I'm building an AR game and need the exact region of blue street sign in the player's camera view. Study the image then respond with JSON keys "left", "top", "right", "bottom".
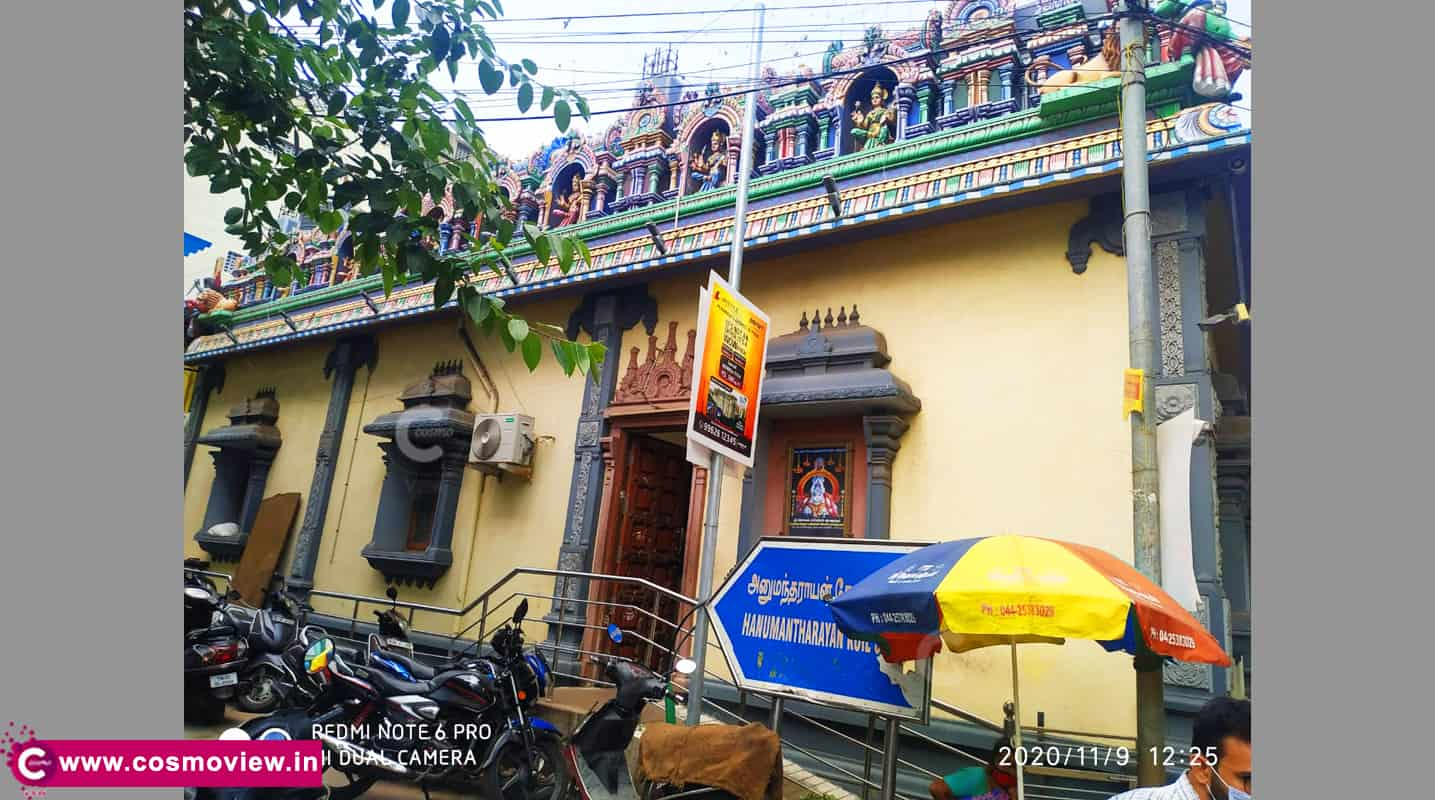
{"left": 708, "top": 537, "right": 933, "bottom": 722}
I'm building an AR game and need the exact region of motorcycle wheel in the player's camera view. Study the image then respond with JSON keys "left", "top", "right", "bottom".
{"left": 519, "top": 734, "right": 563, "bottom": 800}
{"left": 235, "top": 667, "right": 284, "bottom": 714}
{"left": 482, "top": 732, "right": 559, "bottom": 798}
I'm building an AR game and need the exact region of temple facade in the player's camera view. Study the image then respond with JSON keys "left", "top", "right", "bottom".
{"left": 183, "top": 0, "right": 1251, "bottom": 782}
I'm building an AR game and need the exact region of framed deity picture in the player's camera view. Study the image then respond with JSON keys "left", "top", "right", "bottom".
{"left": 784, "top": 444, "right": 852, "bottom": 537}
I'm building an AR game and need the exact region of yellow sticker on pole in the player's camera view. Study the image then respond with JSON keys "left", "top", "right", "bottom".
{"left": 1123, "top": 368, "right": 1144, "bottom": 419}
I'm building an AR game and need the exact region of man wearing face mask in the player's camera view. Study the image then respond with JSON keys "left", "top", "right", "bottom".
{"left": 1109, "top": 697, "right": 1251, "bottom": 800}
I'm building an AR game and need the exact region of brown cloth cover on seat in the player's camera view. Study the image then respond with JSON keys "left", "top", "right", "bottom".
{"left": 637, "top": 722, "right": 784, "bottom": 800}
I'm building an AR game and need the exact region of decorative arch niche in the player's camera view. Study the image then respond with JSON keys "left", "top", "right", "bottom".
{"left": 548, "top": 161, "right": 589, "bottom": 228}
{"left": 838, "top": 67, "right": 899, "bottom": 156}
{"left": 684, "top": 117, "right": 733, "bottom": 195}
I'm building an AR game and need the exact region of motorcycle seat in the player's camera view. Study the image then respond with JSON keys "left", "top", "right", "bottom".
{"left": 365, "top": 666, "right": 435, "bottom": 697}
{"left": 375, "top": 649, "right": 437, "bottom": 680}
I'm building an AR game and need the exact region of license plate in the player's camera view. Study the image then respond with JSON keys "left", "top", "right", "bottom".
{"left": 210, "top": 672, "right": 239, "bottom": 688}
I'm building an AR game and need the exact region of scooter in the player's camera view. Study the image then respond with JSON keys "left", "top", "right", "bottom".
{"left": 560, "top": 627, "right": 728, "bottom": 800}
{"left": 183, "top": 568, "right": 248, "bottom": 726}
{"left": 235, "top": 581, "right": 323, "bottom": 713}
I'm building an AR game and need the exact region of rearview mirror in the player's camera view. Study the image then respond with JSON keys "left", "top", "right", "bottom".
{"left": 513, "top": 598, "right": 529, "bottom": 624}
{"left": 386, "top": 587, "right": 398, "bottom": 602}
{"left": 675, "top": 658, "right": 697, "bottom": 675}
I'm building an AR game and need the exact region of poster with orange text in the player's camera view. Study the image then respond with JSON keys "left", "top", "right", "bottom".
{"left": 686, "top": 271, "right": 770, "bottom": 468}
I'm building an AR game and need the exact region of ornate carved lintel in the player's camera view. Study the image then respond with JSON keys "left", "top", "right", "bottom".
{"left": 1164, "top": 599, "right": 1214, "bottom": 690}
{"left": 1065, "top": 195, "right": 1124, "bottom": 275}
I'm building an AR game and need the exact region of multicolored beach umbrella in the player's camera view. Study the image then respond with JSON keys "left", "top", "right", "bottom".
{"left": 827, "top": 535, "right": 1229, "bottom": 800}
{"left": 827, "top": 535, "right": 1231, "bottom": 666}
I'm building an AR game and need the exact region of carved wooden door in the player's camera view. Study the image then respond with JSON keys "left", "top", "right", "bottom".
{"left": 604, "top": 435, "right": 690, "bottom": 670}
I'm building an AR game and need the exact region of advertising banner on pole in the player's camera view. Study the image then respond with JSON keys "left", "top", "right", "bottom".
{"left": 686, "top": 271, "right": 770, "bottom": 468}
{"left": 709, "top": 537, "right": 934, "bottom": 722}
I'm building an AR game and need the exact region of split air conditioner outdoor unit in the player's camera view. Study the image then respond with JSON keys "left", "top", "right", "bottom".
{"left": 469, "top": 413, "right": 535, "bottom": 471}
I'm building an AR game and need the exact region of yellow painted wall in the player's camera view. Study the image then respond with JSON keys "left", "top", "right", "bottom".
{"left": 184, "top": 196, "right": 1137, "bottom": 736}
{"left": 627, "top": 198, "right": 1136, "bottom": 736}
{"left": 183, "top": 337, "right": 339, "bottom": 572}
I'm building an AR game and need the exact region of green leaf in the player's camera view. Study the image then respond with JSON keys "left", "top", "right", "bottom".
{"left": 556, "top": 235, "right": 574, "bottom": 273}
{"left": 478, "top": 59, "right": 503, "bottom": 95}
{"left": 381, "top": 259, "right": 396, "bottom": 296}
{"left": 392, "top": 0, "right": 409, "bottom": 29}
{"left": 430, "top": 24, "right": 450, "bottom": 64}
{"left": 434, "top": 273, "right": 455, "bottom": 307}
{"left": 553, "top": 100, "right": 571, "bottom": 132}
{"left": 588, "top": 341, "right": 607, "bottom": 372}
{"left": 551, "top": 340, "right": 575, "bottom": 376}
{"left": 461, "top": 286, "right": 490, "bottom": 324}
{"left": 521, "top": 333, "right": 542, "bottom": 371}
{"left": 574, "top": 340, "right": 591, "bottom": 374}
{"left": 318, "top": 210, "right": 344, "bottom": 234}
{"left": 516, "top": 82, "right": 533, "bottom": 113}
{"left": 521, "top": 58, "right": 538, "bottom": 75}
{"left": 531, "top": 232, "right": 551, "bottom": 265}
{"left": 224, "top": 207, "right": 243, "bottom": 225}
{"left": 497, "top": 318, "right": 517, "bottom": 352}
{"left": 496, "top": 217, "right": 515, "bottom": 248}
{"left": 453, "top": 96, "right": 475, "bottom": 123}
{"left": 574, "top": 237, "right": 592, "bottom": 268}
{"left": 507, "top": 317, "right": 529, "bottom": 342}
{"left": 575, "top": 94, "right": 591, "bottom": 122}
{"left": 541, "top": 85, "right": 555, "bottom": 110}
{"left": 326, "top": 90, "right": 346, "bottom": 116}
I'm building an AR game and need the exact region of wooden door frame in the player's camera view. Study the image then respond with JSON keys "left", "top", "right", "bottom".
{"left": 581, "top": 401, "right": 707, "bottom": 674}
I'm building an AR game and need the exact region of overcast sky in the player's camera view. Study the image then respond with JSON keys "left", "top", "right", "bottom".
{"left": 184, "top": 0, "right": 1251, "bottom": 282}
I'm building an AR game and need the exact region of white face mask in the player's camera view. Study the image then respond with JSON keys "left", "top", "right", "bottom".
{"left": 1210, "top": 767, "right": 1251, "bottom": 800}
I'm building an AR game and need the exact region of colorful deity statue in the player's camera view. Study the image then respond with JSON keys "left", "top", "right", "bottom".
{"left": 1038, "top": 26, "right": 1121, "bottom": 94}
{"left": 850, "top": 84, "right": 896, "bottom": 152}
{"left": 690, "top": 130, "right": 729, "bottom": 192}
{"left": 548, "top": 173, "right": 587, "bottom": 228}
{"left": 1154, "top": 0, "right": 1251, "bottom": 98}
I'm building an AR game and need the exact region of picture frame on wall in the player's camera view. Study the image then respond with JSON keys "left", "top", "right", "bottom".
{"left": 784, "top": 443, "right": 853, "bottom": 537}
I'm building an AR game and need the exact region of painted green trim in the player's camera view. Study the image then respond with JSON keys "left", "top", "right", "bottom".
{"left": 1036, "top": 4, "right": 1086, "bottom": 28}
{"left": 228, "top": 59, "right": 1195, "bottom": 325}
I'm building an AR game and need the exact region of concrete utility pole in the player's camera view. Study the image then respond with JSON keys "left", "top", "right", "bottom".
{"left": 686, "top": 1, "right": 765, "bottom": 726}
{"left": 1115, "top": 0, "right": 1166, "bottom": 787}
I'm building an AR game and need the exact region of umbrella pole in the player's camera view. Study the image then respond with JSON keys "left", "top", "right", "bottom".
{"left": 1010, "top": 640, "right": 1025, "bottom": 800}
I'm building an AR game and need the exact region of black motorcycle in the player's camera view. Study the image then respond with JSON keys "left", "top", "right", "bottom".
{"left": 233, "top": 581, "right": 332, "bottom": 714}
{"left": 183, "top": 561, "right": 248, "bottom": 725}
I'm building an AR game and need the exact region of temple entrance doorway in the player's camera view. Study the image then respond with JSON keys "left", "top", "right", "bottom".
{"left": 584, "top": 321, "right": 707, "bottom": 674}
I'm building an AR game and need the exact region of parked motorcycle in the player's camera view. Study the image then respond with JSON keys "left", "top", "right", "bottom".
{"left": 235, "top": 582, "right": 324, "bottom": 714}
{"left": 183, "top": 562, "right": 248, "bottom": 725}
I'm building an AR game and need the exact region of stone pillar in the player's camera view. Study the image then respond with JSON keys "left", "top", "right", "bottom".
{"left": 895, "top": 84, "right": 915, "bottom": 141}
{"left": 545, "top": 288, "right": 657, "bottom": 678}
{"left": 942, "top": 80, "right": 957, "bottom": 116}
{"left": 184, "top": 364, "right": 225, "bottom": 487}
{"left": 1146, "top": 189, "right": 1233, "bottom": 728}
{"left": 817, "top": 113, "right": 832, "bottom": 151}
{"left": 916, "top": 84, "right": 933, "bottom": 125}
{"left": 862, "top": 415, "right": 910, "bottom": 539}
{"left": 238, "top": 452, "right": 275, "bottom": 534}
{"left": 428, "top": 451, "right": 468, "bottom": 563}
{"left": 288, "top": 334, "right": 378, "bottom": 595}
